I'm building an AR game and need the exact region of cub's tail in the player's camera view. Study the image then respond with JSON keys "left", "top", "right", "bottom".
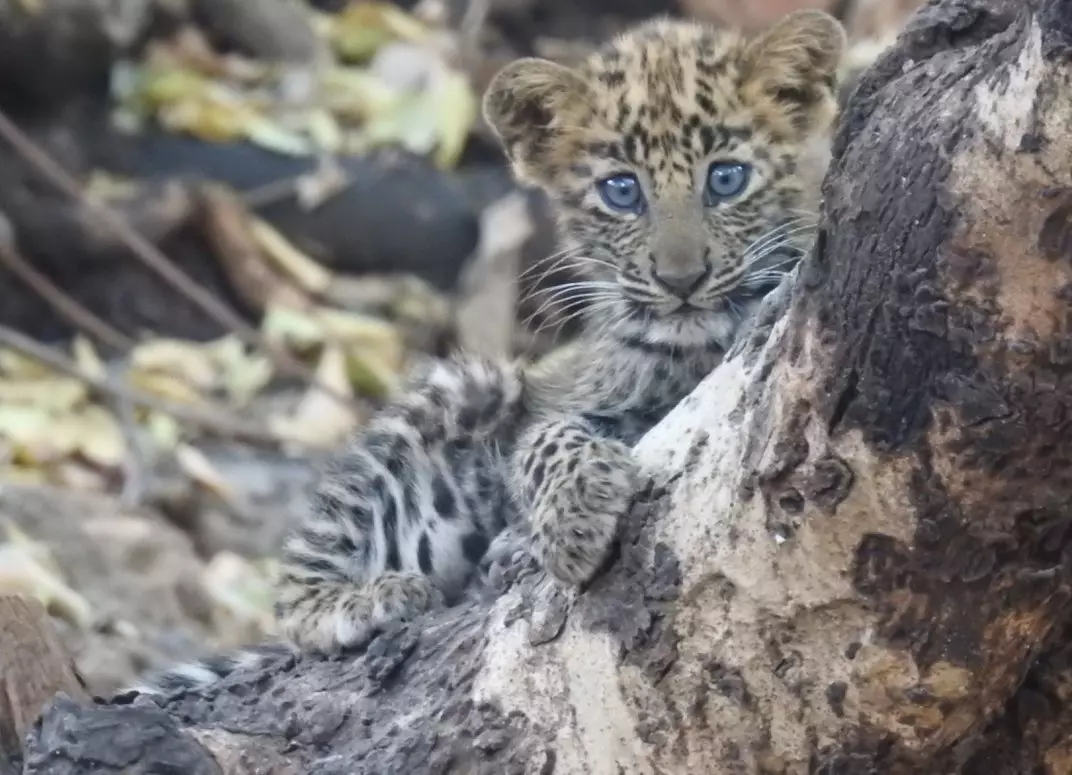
{"left": 123, "top": 642, "right": 296, "bottom": 697}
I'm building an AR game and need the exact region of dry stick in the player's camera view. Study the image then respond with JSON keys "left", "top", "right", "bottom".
{"left": 0, "top": 242, "right": 135, "bottom": 352}
{"left": 0, "top": 109, "right": 354, "bottom": 410}
{"left": 0, "top": 325, "right": 293, "bottom": 447}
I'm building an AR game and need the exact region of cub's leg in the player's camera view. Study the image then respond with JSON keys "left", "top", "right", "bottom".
{"left": 276, "top": 356, "right": 519, "bottom": 653}
{"left": 508, "top": 417, "right": 642, "bottom": 585}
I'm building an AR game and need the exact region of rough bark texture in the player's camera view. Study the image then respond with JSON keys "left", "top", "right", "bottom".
{"left": 19, "top": 0, "right": 1072, "bottom": 771}
{"left": 0, "top": 596, "right": 87, "bottom": 775}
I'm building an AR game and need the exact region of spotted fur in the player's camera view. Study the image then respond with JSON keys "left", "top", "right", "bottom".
{"left": 127, "top": 11, "right": 844, "bottom": 696}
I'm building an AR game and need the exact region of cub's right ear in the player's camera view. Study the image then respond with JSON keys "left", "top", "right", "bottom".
{"left": 482, "top": 58, "right": 592, "bottom": 184}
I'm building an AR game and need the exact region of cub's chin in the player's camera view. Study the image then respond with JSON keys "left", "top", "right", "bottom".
{"left": 614, "top": 305, "right": 740, "bottom": 350}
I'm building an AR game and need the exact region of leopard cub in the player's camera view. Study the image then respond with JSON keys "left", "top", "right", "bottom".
{"left": 128, "top": 10, "right": 844, "bottom": 696}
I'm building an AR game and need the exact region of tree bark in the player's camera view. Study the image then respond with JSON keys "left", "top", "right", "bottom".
{"left": 0, "top": 596, "right": 88, "bottom": 775}
{"left": 20, "top": 0, "right": 1072, "bottom": 772}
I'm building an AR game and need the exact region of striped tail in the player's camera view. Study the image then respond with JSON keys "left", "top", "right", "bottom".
{"left": 122, "top": 642, "right": 296, "bottom": 697}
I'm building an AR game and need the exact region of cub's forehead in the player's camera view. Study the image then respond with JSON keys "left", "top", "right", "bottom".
{"left": 575, "top": 21, "right": 756, "bottom": 179}
{"left": 588, "top": 23, "right": 748, "bottom": 123}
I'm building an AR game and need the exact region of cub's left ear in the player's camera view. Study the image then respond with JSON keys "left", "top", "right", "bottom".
{"left": 482, "top": 57, "right": 593, "bottom": 185}
{"left": 742, "top": 10, "right": 847, "bottom": 132}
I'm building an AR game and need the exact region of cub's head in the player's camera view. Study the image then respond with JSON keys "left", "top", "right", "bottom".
{"left": 484, "top": 11, "right": 845, "bottom": 348}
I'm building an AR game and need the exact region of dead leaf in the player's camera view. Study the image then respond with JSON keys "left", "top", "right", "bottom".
{"left": 72, "top": 335, "right": 108, "bottom": 381}
{"left": 176, "top": 443, "right": 238, "bottom": 502}
{"left": 131, "top": 338, "right": 218, "bottom": 391}
{"left": 249, "top": 218, "right": 333, "bottom": 294}
{"left": 0, "top": 377, "right": 88, "bottom": 412}
{"left": 67, "top": 406, "right": 127, "bottom": 468}
{"left": 270, "top": 343, "right": 359, "bottom": 448}
{"left": 329, "top": 2, "right": 430, "bottom": 62}
{"left": 0, "top": 521, "right": 93, "bottom": 628}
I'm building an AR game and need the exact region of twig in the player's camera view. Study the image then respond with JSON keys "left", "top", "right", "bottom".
{"left": 459, "top": 0, "right": 491, "bottom": 55}
{"left": 115, "top": 363, "right": 150, "bottom": 508}
{"left": 0, "top": 239, "right": 135, "bottom": 353}
{"left": 0, "top": 325, "right": 295, "bottom": 448}
{"left": 0, "top": 108, "right": 355, "bottom": 411}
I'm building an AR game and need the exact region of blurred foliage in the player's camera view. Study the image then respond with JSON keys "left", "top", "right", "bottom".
{"left": 111, "top": 1, "right": 477, "bottom": 168}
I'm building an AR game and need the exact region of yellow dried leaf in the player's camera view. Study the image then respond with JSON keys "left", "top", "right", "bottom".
{"left": 0, "top": 520, "right": 93, "bottom": 628}
{"left": 315, "top": 308, "right": 405, "bottom": 370}
{"left": 176, "top": 443, "right": 237, "bottom": 501}
{"left": 69, "top": 406, "right": 127, "bottom": 468}
{"left": 430, "top": 68, "right": 477, "bottom": 168}
{"left": 245, "top": 115, "right": 314, "bottom": 156}
{"left": 130, "top": 338, "right": 218, "bottom": 391}
{"left": 145, "top": 411, "right": 182, "bottom": 451}
{"left": 320, "top": 67, "right": 401, "bottom": 122}
{"left": 72, "top": 334, "right": 108, "bottom": 380}
{"left": 330, "top": 2, "right": 429, "bottom": 61}
{"left": 249, "top": 218, "right": 333, "bottom": 294}
{"left": 362, "top": 91, "right": 438, "bottom": 155}
{"left": 199, "top": 335, "right": 272, "bottom": 403}
{"left": 0, "top": 348, "right": 53, "bottom": 379}
{"left": 261, "top": 305, "right": 328, "bottom": 353}
{"left": 159, "top": 94, "right": 251, "bottom": 143}
{"left": 345, "top": 349, "right": 398, "bottom": 398}
{"left": 269, "top": 344, "right": 358, "bottom": 448}
{"left": 225, "top": 355, "right": 273, "bottom": 404}
{"left": 215, "top": 345, "right": 273, "bottom": 406}
{"left": 306, "top": 109, "right": 345, "bottom": 153}
{"left": 0, "top": 377, "right": 88, "bottom": 411}
{"left": 0, "top": 406, "right": 55, "bottom": 460}
{"left": 136, "top": 66, "right": 211, "bottom": 110}
{"left": 261, "top": 304, "right": 403, "bottom": 396}
{"left": 127, "top": 370, "right": 204, "bottom": 404}
{"left": 0, "top": 464, "right": 48, "bottom": 486}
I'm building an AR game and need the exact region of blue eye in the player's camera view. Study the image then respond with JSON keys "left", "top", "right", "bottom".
{"left": 597, "top": 173, "right": 644, "bottom": 213}
{"left": 705, "top": 161, "right": 750, "bottom": 203}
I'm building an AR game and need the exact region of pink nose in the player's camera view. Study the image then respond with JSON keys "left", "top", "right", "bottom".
{"left": 653, "top": 263, "right": 710, "bottom": 297}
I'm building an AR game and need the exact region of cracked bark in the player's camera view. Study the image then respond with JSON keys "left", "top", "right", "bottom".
{"left": 19, "top": 0, "right": 1072, "bottom": 772}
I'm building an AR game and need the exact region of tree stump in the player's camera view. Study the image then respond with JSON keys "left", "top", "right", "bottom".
{"left": 0, "top": 595, "right": 87, "bottom": 775}
{"left": 20, "top": 0, "right": 1072, "bottom": 772}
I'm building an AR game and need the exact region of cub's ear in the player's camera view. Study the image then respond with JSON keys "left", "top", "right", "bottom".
{"left": 482, "top": 58, "right": 592, "bottom": 183}
{"left": 742, "top": 10, "right": 847, "bottom": 133}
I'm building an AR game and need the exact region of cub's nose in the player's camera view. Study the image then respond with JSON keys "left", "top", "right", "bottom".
{"left": 652, "top": 263, "right": 711, "bottom": 298}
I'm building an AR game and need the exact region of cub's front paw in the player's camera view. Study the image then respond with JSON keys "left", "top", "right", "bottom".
{"left": 531, "top": 439, "right": 641, "bottom": 586}
{"left": 279, "top": 572, "right": 444, "bottom": 654}
{"left": 369, "top": 571, "right": 444, "bottom": 625}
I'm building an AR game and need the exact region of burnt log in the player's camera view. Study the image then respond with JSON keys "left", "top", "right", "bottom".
{"left": 18, "top": 0, "right": 1072, "bottom": 771}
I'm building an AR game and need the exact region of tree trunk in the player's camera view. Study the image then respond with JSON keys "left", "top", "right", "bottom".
{"left": 20, "top": 0, "right": 1072, "bottom": 772}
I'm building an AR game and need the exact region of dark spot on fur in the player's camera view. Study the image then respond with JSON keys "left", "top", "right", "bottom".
{"left": 433, "top": 476, "right": 456, "bottom": 518}
{"left": 458, "top": 406, "right": 480, "bottom": 431}
{"left": 531, "top": 462, "right": 546, "bottom": 493}
{"left": 383, "top": 496, "right": 401, "bottom": 570}
{"left": 461, "top": 532, "right": 490, "bottom": 564}
{"left": 418, "top": 533, "right": 433, "bottom": 574}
